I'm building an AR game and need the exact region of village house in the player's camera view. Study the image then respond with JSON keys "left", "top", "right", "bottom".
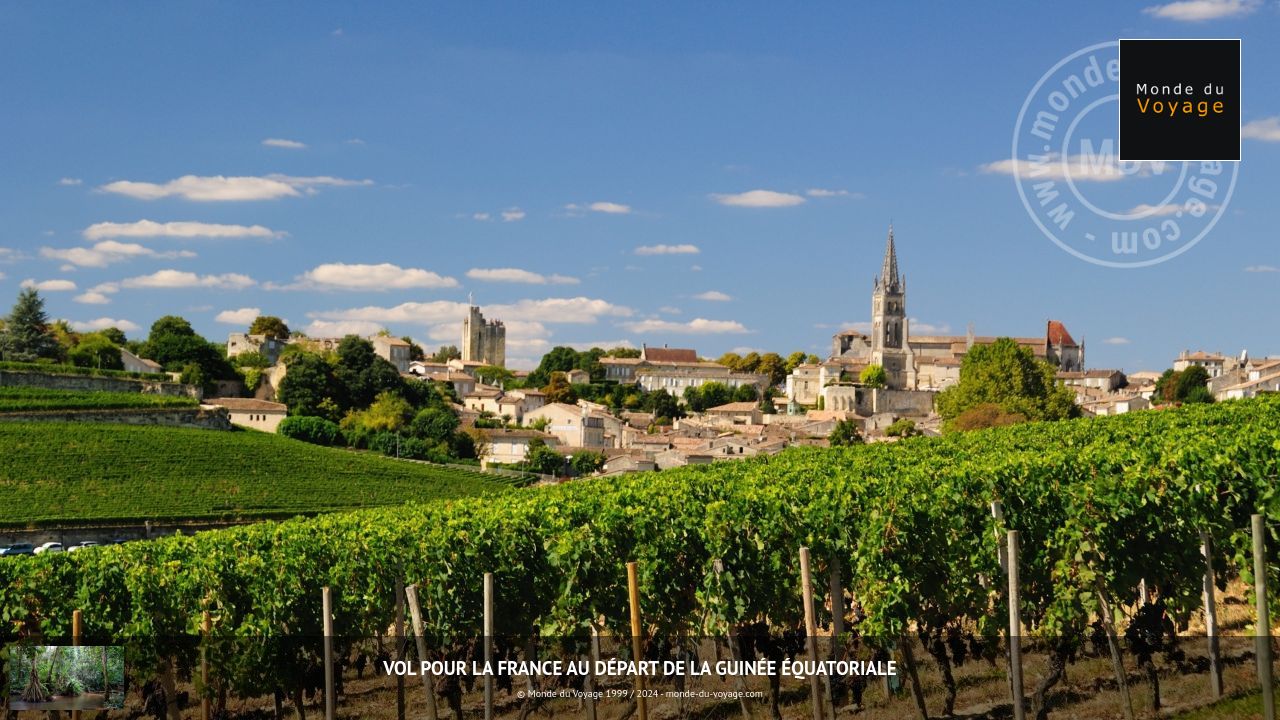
{"left": 523, "top": 402, "right": 610, "bottom": 449}
{"left": 207, "top": 397, "right": 288, "bottom": 432}
{"left": 119, "top": 347, "right": 163, "bottom": 375}
{"left": 478, "top": 428, "right": 558, "bottom": 466}
{"left": 601, "top": 345, "right": 768, "bottom": 394}
{"left": 1058, "top": 369, "right": 1127, "bottom": 392}
{"left": 371, "top": 335, "right": 412, "bottom": 373}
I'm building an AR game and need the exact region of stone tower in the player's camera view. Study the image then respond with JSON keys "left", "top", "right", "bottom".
{"left": 869, "top": 225, "right": 914, "bottom": 390}
{"left": 461, "top": 304, "right": 506, "bottom": 367}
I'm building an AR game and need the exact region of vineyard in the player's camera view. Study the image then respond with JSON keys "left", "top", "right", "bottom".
{"left": 0, "top": 360, "right": 168, "bottom": 381}
{"left": 0, "top": 387, "right": 198, "bottom": 412}
{"left": 2, "top": 397, "right": 1280, "bottom": 719}
{"left": 0, "top": 423, "right": 512, "bottom": 527}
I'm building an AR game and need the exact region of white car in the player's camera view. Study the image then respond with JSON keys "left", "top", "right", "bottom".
{"left": 33, "top": 542, "right": 64, "bottom": 554}
{"left": 68, "top": 541, "right": 99, "bottom": 553}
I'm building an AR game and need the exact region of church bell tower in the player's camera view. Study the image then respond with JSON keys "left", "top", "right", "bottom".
{"left": 869, "top": 225, "right": 913, "bottom": 389}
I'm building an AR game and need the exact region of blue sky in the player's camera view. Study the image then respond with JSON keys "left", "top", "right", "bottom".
{"left": 1, "top": 1, "right": 1276, "bottom": 370}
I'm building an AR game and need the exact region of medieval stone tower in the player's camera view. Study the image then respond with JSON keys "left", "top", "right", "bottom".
{"left": 461, "top": 303, "right": 506, "bottom": 367}
{"left": 869, "top": 225, "right": 915, "bottom": 390}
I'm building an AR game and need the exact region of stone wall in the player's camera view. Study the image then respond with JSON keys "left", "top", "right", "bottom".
{"left": 0, "top": 518, "right": 263, "bottom": 548}
{"left": 869, "top": 388, "right": 936, "bottom": 416}
{"left": 0, "top": 405, "right": 231, "bottom": 430}
{"left": 0, "top": 369, "right": 200, "bottom": 398}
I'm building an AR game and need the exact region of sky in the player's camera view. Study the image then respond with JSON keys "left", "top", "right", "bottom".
{"left": 0, "top": 1, "right": 1277, "bottom": 371}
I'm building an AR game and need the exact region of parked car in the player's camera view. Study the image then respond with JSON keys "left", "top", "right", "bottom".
{"left": 34, "top": 542, "right": 64, "bottom": 554}
{"left": 0, "top": 543, "right": 35, "bottom": 556}
{"left": 68, "top": 541, "right": 100, "bottom": 552}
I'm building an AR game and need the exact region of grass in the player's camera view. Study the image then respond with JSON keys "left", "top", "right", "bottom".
{"left": 1170, "top": 690, "right": 1263, "bottom": 719}
{"left": 0, "top": 422, "right": 512, "bottom": 527}
{"left": 0, "top": 360, "right": 167, "bottom": 381}
{"left": 0, "top": 386, "right": 197, "bottom": 412}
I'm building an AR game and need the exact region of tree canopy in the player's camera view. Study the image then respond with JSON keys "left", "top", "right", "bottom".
{"left": 248, "top": 315, "right": 290, "bottom": 339}
{"left": 935, "top": 338, "right": 1079, "bottom": 431}
{"left": 0, "top": 288, "right": 60, "bottom": 362}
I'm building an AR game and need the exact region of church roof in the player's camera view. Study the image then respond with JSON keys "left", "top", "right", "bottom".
{"left": 641, "top": 345, "right": 699, "bottom": 363}
{"left": 876, "top": 225, "right": 902, "bottom": 293}
{"left": 1047, "top": 320, "right": 1077, "bottom": 347}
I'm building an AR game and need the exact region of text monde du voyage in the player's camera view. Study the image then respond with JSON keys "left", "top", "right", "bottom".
{"left": 1134, "top": 83, "right": 1228, "bottom": 118}
{"left": 381, "top": 659, "right": 898, "bottom": 679}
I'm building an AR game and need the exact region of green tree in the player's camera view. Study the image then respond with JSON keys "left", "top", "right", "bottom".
{"left": 570, "top": 450, "right": 606, "bottom": 476}
{"left": 543, "top": 371, "right": 578, "bottom": 404}
{"left": 785, "top": 351, "right": 808, "bottom": 374}
{"left": 684, "top": 381, "right": 732, "bottom": 412}
{"left": 732, "top": 384, "right": 759, "bottom": 402}
{"left": 1175, "top": 365, "right": 1213, "bottom": 403}
{"left": 335, "top": 335, "right": 404, "bottom": 408}
{"left": 828, "top": 418, "right": 864, "bottom": 446}
{"left": 99, "top": 327, "right": 128, "bottom": 346}
{"left": 67, "top": 332, "right": 124, "bottom": 370}
{"left": 475, "top": 365, "right": 515, "bottom": 386}
{"left": 248, "top": 315, "right": 290, "bottom": 339}
{"left": 885, "top": 418, "right": 920, "bottom": 437}
{"left": 0, "top": 288, "right": 60, "bottom": 361}
{"left": 278, "top": 352, "right": 344, "bottom": 420}
{"left": 524, "top": 438, "right": 565, "bottom": 476}
{"left": 860, "top": 364, "right": 887, "bottom": 389}
{"left": 645, "top": 389, "right": 685, "bottom": 422}
{"left": 428, "top": 345, "right": 461, "bottom": 363}
{"left": 141, "top": 315, "right": 236, "bottom": 388}
{"left": 528, "top": 346, "right": 579, "bottom": 387}
{"left": 935, "top": 338, "right": 1079, "bottom": 431}
{"left": 355, "top": 391, "right": 415, "bottom": 432}
{"left": 410, "top": 406, "right": 460, "bottom": 443}
{"left": 401, "top": 336, "right": 425, "bottom": 362}
{"left": 757, "top": 352, "right": 787, "bottom": 386}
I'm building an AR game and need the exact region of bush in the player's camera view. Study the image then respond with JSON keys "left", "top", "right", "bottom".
{"left": 885, "top": 418, "right": 920, "bottom": 437}
{"left": 278, "top": 416, "right": 345, "bottom": 447}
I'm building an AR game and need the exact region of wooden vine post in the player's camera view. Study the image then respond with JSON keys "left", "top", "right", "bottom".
{"left": 404, "top": 584, "right": 440, "bottom": 720}
{"left": 1093, "top": 581, "right": 1135, "bottom": 720}
{"left": 626, "top": 561, "right": 649, "bottom": 720}
{"left": 323, "top": 586, "right": 335, "bottom": 720}
{"left": 483, "top": 572, "right": 495, "bottom": 720}
{"left": 1201, "top": 531, "right": 1222, "bottom": 699}
{"left": 1254, "top": 514, "right": 1275, "bottom": 720}
{"left": 825, "top": 557, "right": 841, "bottom": 718}
{"left": 72, "top": 609, "right": 82, "bottom": 720}
{"left": 798, "top": 547, "right": 824, "bottom": 720}
{"left": 1006, "top": 530, "right": 1025, "bottom": 720}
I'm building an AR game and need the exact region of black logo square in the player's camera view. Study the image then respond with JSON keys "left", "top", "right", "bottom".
{"left": 1119, "top": 39, "right": 1240, "bottom": 161}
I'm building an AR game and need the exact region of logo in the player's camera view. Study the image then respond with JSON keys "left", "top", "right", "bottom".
{"left": 1012, "top": 41, "right": 1238, "bottom": 268}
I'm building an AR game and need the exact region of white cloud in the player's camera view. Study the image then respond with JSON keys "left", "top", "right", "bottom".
{"left": 1127, "top": 202, "right": 1221, "bottom": 217}
{"left": 0, "top": 271, "right": 5, "bottom": 280}
{"left": 841, "top": 318, "right": 951, "bottom": 335}
{"left": 566, "top": 339, "right": 635, "bottom": 351}
{"left": 466, "top": 268, "right": 579, "bottom": 285}
{"left": 620, "top": 318, "right": 749, "bottom": 334}
{"left": 635, "top": 244, "right": 700, "bottom": 256}
{"left": 0, "top": 247, "right": 24, "bottom": 263}
{"left": 279, "top": 263, "right": 459, "bottom": 291}
{"left": 658, "top": 306, "right": 681, "bottom": 315}
{"left": 1103, "top": 337, "right": 1132, "bottom": 345}
{"left": 122, "top": 270, "right": 255, "bottom": 290}
{"left": 501, "top": 207, "right": 526, "bottom": 222}
{"left": 711, "top": 189, "right": 806, "bottom": 208}
{"left": 262, "top": 138, "right": 307, "bottom": 149}
{"left": 805, "top": 188, "right": 864, "bottom": 199}
{"left": 215, "top": 307, "right": 263, "bottom": 325}
{"left": 69, "top": 317, "right": 140, "bottom": 332}
{"left": 980, "top": 154, "right": 1171, "bottom": 183}
{"left": 41, "top": 241, "right": 197, "bottom": 268}
{"left": 310, "top": 297, "right": 631, "bottom": 327}
{"left": 472, "top": 212, "right": 492, "bottom": 221}
{"left": 99, "top": 174, "right": 372, "bottom": 201}
{"left": 589, "top": 201, "right": 632, "bottom": 215}
{"left": 303, "top": 319, "right": 386, "bottom": 337}
{"left": 1245, "top": 265, "right": 1279, "bottom": 273}
{"left": 73, "top": 291, "right": 111, "bottom": 305}
{"left": 59, "top": 177, "right": 82, "bottom": 186}
{"left": 694, "top": 290, "right": 732, "bottom": 302}
{"left": 1242, "top": 117, "right": 1280, "bottom": 142}
{"left": 1143, "top": 0, "right": 1259, "bottom": 21}
{"left": 83, "top": 219, "right": 282, "bottom": 241}
{"left": 20, "top": 278, "right": 77, "bottom": 292}
{"left": 345, "top": 138, "right": 365, "bottom": 145}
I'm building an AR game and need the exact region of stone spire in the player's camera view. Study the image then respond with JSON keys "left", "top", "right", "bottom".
{"left": 877, "top": 224, "right": 901, "bottom": 292}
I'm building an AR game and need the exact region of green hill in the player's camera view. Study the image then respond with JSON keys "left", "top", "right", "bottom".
{"left": 0, "top": 422, "right": 512, "bottom": 527}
